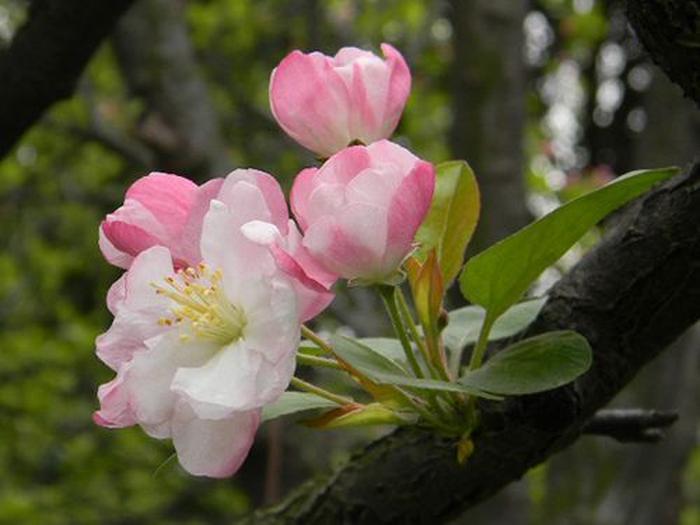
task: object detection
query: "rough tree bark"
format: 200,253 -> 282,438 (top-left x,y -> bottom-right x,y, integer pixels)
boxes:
0,0 -> 135,157
244,165 -> 700,524
626,0 -> 700,108
113,0 -> 231,179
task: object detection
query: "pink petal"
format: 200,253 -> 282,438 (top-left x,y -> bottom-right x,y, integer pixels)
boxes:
303,203 -> 388,279
232,169 -> 290,235
176,178 -> 224,267
269,50 -> 352,157
125,172 -> 198,239
101,220 -> 161,262
366,139 -> 419,174
333,46 -> 377,65
99,225 -> 134,269
290,167 -> 318,231
384,160 -> 435,269
171,402 -> 260,478
380,43 -> 411,136
93,365 -> 136,428
319,145 -> 372,185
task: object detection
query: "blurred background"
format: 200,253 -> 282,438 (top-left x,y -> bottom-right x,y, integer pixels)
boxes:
0,0 -> 698,523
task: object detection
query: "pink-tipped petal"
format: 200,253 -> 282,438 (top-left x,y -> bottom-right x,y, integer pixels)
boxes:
101,220 -> 161,261
380,43 -> 412,136
125,172 -> 198,239
171,402 -> 260,478
270,50 -> 352,157
94,366 -> 136,428
99,225 -> 134,269
303,203 -> 388,279
384,160 -> 435,269
289,167 -> 318,231
221,169 -> 289,235
177,177 -> 224,267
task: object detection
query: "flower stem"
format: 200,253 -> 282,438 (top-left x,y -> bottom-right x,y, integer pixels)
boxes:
377,285 -> 424,378
301,325 -> 334,355
296,353 -> 343,370
395,288 -> 433,372
290,376 -> 354,405
468,313 -> 496,371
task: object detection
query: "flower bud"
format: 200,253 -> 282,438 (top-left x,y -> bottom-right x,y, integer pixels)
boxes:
291,140 -> 435,282
269,43 -> 411,158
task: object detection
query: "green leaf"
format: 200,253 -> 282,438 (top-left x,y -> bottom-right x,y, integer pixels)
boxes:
443,297 -> 547,353
261,392 -> 339,422
332,335 -> 501,399
459,331 -> 592,395
459,167 -> 678,319
331,335 -> 408,377
415,160 -> 480,285
305,403 -> 415,429
370,373 -> 503,399
358,338 -> 407,364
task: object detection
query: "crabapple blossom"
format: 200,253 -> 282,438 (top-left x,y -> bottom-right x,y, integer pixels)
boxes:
291,140 -> 435,282
95,192 -> 302,477
99,169 -> 335,321
269,43 -> 411,157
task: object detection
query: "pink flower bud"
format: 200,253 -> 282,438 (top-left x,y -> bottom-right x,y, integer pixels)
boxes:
269,43 -> 411,158
291,140 -> 435,281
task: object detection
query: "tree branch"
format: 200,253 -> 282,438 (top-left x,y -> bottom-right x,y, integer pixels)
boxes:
582,409 -> 679,443
246,166 -> 700,524
626,0 -> 700,108
0,0 -> 135,158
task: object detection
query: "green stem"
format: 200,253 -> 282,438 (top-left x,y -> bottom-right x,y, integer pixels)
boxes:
301,325 -> 334,355
296,353 -> 343,370
468,313 -> 496,371
378,285 -> 424,378
395,288 -> 433,369
290,376 -> 354,406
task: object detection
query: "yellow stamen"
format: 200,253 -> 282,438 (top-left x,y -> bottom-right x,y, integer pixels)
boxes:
152,263 -> 246,345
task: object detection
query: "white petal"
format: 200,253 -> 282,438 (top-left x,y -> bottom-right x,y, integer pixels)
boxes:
172,343 -> 286,417
127,333 -> 216,426
242,279 -> 300,364
171,402 -> 260,478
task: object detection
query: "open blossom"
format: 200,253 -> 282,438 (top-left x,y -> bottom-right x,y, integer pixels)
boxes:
95,190 -> 302,477
100,170 -> 335,321
269,43 -> 411,158
291,140 -> 435,281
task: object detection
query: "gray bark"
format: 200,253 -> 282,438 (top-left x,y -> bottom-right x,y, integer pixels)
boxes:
113,0 -> 231,180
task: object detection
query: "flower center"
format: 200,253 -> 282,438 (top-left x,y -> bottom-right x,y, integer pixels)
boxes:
152,263 -> 246,345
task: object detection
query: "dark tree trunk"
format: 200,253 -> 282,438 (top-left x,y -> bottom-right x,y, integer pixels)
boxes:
0,0 -> 135,157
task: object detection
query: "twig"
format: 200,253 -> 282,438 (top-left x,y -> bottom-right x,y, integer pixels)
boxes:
582,408 -> 679,443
